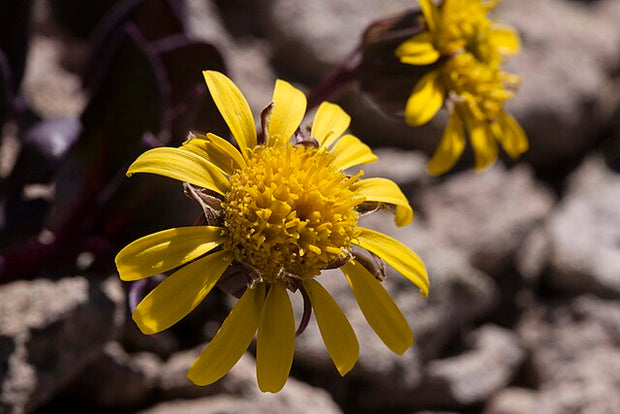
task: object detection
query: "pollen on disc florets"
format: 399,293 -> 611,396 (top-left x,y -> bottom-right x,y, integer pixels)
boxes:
441,53 -> 516,121
222,144 -> 364,282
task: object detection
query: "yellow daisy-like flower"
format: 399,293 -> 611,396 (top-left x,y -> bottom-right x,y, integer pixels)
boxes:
395,0 -> 527,174
115,71 -> 429,393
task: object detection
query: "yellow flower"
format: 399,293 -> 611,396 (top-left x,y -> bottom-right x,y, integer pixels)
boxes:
395,0 -> 527,174
115,71 -> 429,393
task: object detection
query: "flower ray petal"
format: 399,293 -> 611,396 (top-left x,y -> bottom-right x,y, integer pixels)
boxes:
427,113 -> 466,175
127,147 -> 230,195
115,226 -> 225,281
203,71 -> 257,157
187,284 -> 266,385
304,279 -> 359,376
330,134 -> 378,171
404,71 -> 444,126
353,178 -> 413,226
256,282 -> 295,393
354,228 -> 429,297
132,251 -> 232,335
181,133 -> 245,175
268,80 -> 307,146
311,102 -> 351,148
342,261 -> 413,355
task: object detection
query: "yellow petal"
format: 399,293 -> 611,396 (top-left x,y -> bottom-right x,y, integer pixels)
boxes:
342,261 -> 413,355
256,282 -> 295,393
466,117 -> 498,170
132,251 -> 232,335
396,33 -> 440,65
354,228 -> 429,297
419,0 -> 440,32
187,284 -> 266,386
400,51 -> 441,65
490,25 -> 521,55
115,226 -> 225,281
181,133 -> 245,175
352,178 -> 413,227
497,113 -> 528,158
127,147 -> 230,195
303,278 -> 359,376
427,113 -> 466,175
311,102 -> 351,148
268,80 -> 307,146
203,71 -> 257,157
330,134 -> 378,171
404,71 -> 444,126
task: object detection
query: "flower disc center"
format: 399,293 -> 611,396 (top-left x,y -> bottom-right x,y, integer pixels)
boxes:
222,145 -> 362,282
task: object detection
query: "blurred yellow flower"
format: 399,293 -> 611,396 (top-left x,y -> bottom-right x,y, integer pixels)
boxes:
115,71 -> 429,393
396,0 -> 527,174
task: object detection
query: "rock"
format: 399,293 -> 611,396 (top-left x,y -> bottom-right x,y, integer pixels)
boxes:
53,342 -> 161,412
21,35 -> 87,118
534,349 -> 620,414
484,388 -> 537,414
417,164 -> 554,276
413,325 -> 525,407
294,212 -> 499,412
186,0 -> 277,115
263,0 -> 412,80
0,276 -> 125,414
518,295 -> 620,386
352,148 -> 430,187
495,0 -> 620,169
515,227 -> 550,286
547,156 -> 620,297
141,352 -> 343,414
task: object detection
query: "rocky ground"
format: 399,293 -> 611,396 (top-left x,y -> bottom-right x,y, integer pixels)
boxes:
1,0 -> 620,413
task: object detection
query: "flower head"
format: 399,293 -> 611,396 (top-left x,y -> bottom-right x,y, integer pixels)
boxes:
115,71 -> 429,392
396,0 -> 527,174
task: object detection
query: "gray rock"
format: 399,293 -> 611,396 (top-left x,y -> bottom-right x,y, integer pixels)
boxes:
547,156 -> 620,297
263,0 -> 412,80
417,164 -> 554,276
0,276 -> 125,414
534,349 -> 620,414
186,0 -> 277,116
413,325 -> 525,407
142,353 -> 343,414
295,213 -> 499,412
484,388 -> 537,414
518,295 -> 620,386
496,0 -> 620,168
58,342 -> 161,412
